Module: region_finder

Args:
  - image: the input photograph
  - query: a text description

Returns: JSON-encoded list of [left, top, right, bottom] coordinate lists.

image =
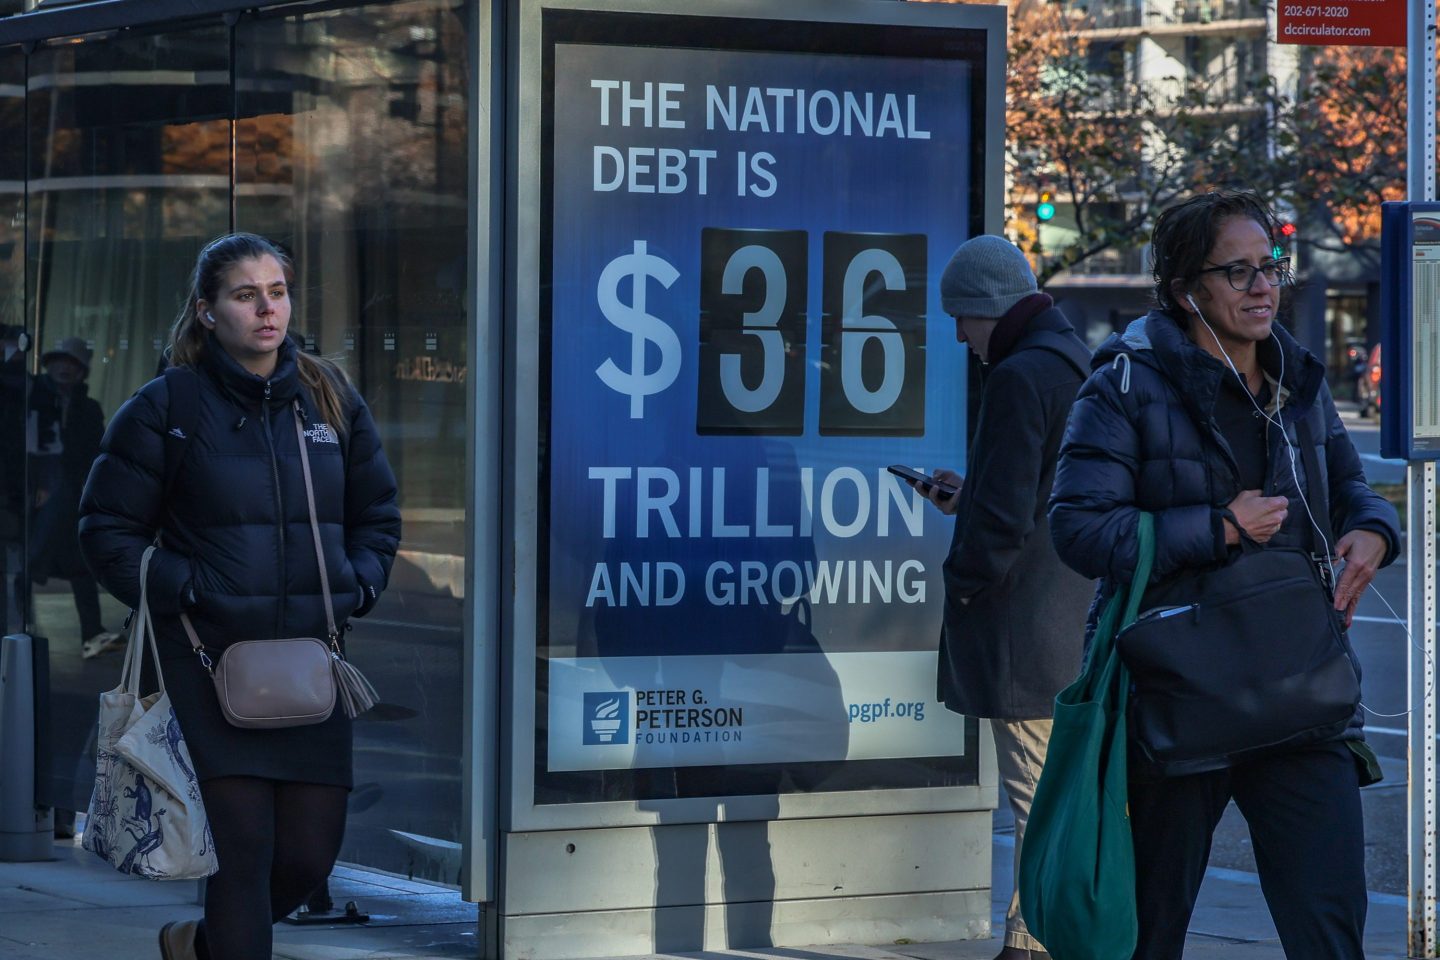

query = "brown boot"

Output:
[[158, 919, 199, 960]]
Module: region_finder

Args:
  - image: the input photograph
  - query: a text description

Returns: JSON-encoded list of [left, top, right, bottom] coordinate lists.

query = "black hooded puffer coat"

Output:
[[78, 336, 400, 786], [1049, 310, 1399, 753]]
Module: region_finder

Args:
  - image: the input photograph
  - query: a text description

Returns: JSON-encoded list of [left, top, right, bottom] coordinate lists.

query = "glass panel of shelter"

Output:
[[2, 45, 25, 639], [8, 0, 470, 882], [23, 25, 231, 816], [234, 0, 470, 881]]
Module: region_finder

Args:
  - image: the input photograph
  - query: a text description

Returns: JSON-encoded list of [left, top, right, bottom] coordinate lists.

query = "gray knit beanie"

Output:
[[939, 235, 1038, 318]]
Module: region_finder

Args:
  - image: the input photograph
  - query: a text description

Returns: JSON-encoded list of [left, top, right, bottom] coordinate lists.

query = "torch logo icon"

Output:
[[582, 692, 630, 745]]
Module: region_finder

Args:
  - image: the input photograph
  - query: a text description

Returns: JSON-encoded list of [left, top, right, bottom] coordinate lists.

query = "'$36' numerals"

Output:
[[593, 228, 927, 437], [700, 228, 926, 436]]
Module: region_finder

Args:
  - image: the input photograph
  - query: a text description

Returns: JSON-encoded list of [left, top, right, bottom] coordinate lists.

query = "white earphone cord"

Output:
[[1186, 294, 1429, 718]]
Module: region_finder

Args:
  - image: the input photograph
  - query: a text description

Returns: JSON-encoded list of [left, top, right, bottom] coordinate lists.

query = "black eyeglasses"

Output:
[[1198, 257, 1292, 292]]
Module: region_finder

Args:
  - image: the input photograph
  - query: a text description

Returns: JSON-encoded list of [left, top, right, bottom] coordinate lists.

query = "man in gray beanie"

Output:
[[911, 235, 1094, 960]]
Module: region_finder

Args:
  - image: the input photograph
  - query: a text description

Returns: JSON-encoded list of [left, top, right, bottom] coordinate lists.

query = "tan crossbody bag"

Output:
[[180, 401, 379, 729]]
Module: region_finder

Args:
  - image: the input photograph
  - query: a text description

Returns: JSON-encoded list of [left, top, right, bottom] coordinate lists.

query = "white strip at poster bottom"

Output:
[[548, 651, 968, 772]]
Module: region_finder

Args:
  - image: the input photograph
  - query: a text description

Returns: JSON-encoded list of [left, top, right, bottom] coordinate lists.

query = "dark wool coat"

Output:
[[1049, 310, 1400, 745], [78, 337, 400, 786], [937, 307, 1096, 720]]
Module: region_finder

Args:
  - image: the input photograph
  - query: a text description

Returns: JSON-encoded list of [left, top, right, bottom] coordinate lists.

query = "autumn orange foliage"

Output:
[[1288, 46, 1410, 249]]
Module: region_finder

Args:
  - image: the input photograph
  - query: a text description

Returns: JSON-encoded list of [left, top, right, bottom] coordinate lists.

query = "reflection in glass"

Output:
[[236, 0, 469, 882], [25, 27, 231, 814], [1, 46, 24, 638], [29, 31, 231, 412]]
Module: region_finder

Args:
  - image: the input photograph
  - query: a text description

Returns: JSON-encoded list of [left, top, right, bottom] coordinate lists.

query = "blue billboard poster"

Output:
[[538, 11, 990, 803]]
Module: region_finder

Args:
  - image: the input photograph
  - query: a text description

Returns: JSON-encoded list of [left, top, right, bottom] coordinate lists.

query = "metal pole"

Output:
[[1413, 463, 1439, 957], [1409, 1, 1438, 954], [0, 634, 52, 862]]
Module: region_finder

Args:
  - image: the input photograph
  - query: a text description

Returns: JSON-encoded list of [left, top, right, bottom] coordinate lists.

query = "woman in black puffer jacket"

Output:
[[79, 233, 400, 960], [1049, 192, 1398, 960]]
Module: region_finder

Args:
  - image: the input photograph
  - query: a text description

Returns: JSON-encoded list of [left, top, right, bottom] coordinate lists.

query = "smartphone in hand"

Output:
[[887, 464, 959, 498]]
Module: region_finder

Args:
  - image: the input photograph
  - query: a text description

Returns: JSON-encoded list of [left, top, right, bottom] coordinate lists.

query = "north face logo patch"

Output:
[[304, 423, 340, 445]]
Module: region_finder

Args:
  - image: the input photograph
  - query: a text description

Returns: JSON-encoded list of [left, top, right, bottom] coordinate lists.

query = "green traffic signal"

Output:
[[1037, 201, 1056, 222]]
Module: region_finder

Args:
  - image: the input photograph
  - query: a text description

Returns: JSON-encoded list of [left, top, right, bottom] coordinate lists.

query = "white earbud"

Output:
[[1186, 293, 1200, 315], [205, 312, 215, 325]]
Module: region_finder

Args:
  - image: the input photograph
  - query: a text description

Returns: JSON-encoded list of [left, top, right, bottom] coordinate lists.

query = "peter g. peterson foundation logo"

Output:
[[582, 692, 630, 745]]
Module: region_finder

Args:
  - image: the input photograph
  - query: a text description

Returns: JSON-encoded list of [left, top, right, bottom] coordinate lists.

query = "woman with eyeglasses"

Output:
[[1047, 191, 1399, 958]]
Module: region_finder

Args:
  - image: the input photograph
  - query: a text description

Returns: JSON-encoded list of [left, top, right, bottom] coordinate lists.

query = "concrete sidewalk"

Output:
[[0, 830, 1413, 960]]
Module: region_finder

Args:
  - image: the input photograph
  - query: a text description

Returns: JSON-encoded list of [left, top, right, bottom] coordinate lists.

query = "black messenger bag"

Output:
[[1116, 418, 1361, 776], [1116, 547, 1358, 776]]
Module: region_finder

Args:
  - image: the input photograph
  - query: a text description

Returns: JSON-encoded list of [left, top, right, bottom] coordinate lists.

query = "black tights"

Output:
[[193, 776, 348, 960]]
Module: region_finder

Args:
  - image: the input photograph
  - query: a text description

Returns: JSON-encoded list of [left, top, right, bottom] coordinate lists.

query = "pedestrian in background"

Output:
[[79, 233, 401, 960], [1049, 190, 1398, 959], [911, 235, 1094, 960], [28, 336, 123, 657]]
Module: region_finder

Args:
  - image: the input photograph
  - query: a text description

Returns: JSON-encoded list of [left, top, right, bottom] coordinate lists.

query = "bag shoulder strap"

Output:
[[161, 366, 201, 500], [179, 401, 339, 668], [1077, 512, 1153, 696], [1013, 329, 1092, 380], [1126, 512, 1156, 621], [1294, 416, 1335, 557], [293, 401, 339, 644], [121, 545, 166, 696]]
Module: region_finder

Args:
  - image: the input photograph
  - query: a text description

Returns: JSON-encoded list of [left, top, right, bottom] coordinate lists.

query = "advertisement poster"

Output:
[[539, 13, 989, 802]]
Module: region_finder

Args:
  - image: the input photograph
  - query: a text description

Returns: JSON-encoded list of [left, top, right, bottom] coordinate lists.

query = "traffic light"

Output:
[[1274, 222, 1296, 259], [1037, 191, 1056, 222]]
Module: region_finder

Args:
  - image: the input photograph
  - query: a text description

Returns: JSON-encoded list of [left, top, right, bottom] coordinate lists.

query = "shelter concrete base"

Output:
[[492, 810, 994, 960]]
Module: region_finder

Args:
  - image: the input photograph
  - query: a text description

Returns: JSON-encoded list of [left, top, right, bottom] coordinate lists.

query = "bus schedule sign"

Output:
[[1278, 0, 1405, 47]]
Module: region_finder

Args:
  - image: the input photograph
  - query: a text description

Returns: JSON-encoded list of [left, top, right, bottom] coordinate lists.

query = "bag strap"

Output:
[[1294, 416, 1335, 558], [1078, 512, 1154, 698], [179, 400, 339, 670], [121, 545, 166, 696], [1012, 328, 1091, 380], [1123, 512, 1156, 624], [1086, 513, 1155, 656], [292, 401, 339, 644]]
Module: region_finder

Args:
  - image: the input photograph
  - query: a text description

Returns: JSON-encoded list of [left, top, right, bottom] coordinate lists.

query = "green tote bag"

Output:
[[1018, 512, 1154, 960]]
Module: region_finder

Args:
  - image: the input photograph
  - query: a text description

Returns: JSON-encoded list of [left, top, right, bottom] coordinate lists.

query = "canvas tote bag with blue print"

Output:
[[82, 546, 217, 880]]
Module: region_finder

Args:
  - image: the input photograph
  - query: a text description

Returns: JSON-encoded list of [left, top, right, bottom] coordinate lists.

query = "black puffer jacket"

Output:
[[79, 337, 400, 658], [1049, 310, 1399, 744], [78, 337, 399, 786]]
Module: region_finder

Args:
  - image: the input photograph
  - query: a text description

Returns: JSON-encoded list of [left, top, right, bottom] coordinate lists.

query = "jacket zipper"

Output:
[[1206, 414, 1242, 485], [1263, 412, 1300, 500], [260, 379, 286, 637]]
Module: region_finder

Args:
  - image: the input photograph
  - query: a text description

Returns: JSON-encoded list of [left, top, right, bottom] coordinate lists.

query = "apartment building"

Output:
[[1036, 0, 1372, 389]]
